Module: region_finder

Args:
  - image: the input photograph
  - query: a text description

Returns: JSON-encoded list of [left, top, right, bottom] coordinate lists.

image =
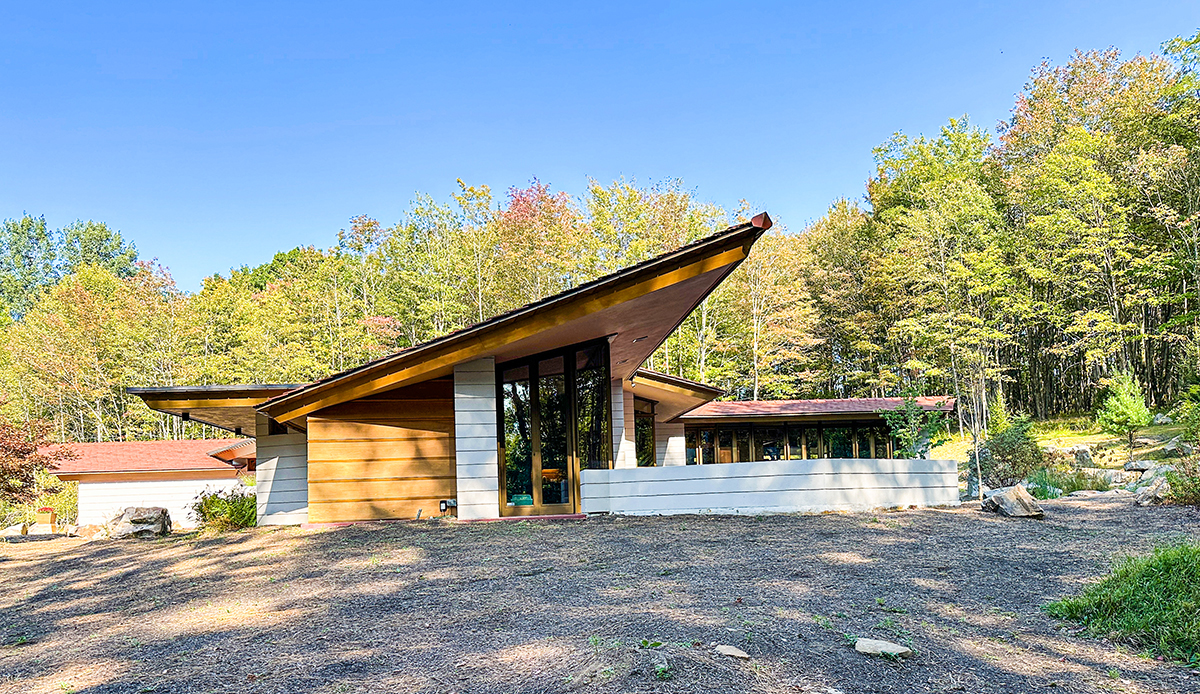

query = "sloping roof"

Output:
[[257, 213, 773, 423], [680, 396, 956, 419], [49, 439, 254, 475]]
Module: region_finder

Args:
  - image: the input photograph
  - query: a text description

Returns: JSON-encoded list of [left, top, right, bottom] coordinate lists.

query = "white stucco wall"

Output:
[[580, 458, 960, 515], [656, 421, 686, 467], [454, 357, 500, 520], [611, 381, 635, 469], [255, 429, 308, 525], [77, 477, 241, 528]]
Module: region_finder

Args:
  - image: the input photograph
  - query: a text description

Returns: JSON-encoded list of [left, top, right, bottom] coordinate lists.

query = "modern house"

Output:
[[53, 439, 255, 527], [130, 215, 959, 525]]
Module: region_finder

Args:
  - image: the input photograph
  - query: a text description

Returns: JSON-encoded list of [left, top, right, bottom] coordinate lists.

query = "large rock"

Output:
[[854, 638, 913, 658], [1135, 476, 1171, 506], [1079, 467, 1134, 485], [715, 644, 750, 659], [1140, 465, 1176, 483], [981, 485, 1045, 519], [1069, 444, 1093, 467], [1163, 437, 1195, 457], [1125, 459, 1155, 472], [1152, 413, 1174, 426], [1, 523, 28, 537], [106, 507, 171, 539]]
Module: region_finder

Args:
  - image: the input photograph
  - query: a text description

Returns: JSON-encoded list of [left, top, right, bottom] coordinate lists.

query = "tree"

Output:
[[1096, 371, 1153, 462], [878, 393, 951, 458], [0, 416, 73, 505]]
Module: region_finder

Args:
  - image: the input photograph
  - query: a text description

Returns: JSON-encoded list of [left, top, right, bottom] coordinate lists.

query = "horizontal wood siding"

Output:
[[454, 358, 499, 520], [656, 421, 686, 467], [580, 458, 960, 515], [307, 378, 456, 523], [256, 432, 309, 525], [77, 477, 241, 528]]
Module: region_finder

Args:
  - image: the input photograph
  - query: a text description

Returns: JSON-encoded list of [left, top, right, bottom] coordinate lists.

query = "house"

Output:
[[130, 214, 960, 525], [53, 439, 255, 527]]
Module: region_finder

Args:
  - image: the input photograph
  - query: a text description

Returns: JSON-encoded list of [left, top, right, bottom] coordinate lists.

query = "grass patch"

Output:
[[1045, 542, 1200, 664], [191, 484, 257, 532], [1027, 467, 1111, 499]]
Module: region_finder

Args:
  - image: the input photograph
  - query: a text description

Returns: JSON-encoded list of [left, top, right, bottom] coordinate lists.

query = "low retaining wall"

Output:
[[580, 458, 959, 515]]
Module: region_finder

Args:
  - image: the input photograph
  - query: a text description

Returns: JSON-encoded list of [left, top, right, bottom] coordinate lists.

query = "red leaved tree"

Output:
[[0, 417, 75, 505]]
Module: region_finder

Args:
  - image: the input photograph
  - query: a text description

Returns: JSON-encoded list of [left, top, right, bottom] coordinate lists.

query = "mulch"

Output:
[[2, 497, 1198, 694]]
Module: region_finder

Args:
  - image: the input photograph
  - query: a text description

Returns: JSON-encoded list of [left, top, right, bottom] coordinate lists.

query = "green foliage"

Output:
[[1045, 542, 1200, 662], [878, 394, 950, 458], [1026, 467, 1111, 500], [1173, 386, 1200, 442], [1165, 456, 1200, 507], [969, 416, 1046, 487], [1096, 371, 1153, 461], [191, 485, 257, 532]]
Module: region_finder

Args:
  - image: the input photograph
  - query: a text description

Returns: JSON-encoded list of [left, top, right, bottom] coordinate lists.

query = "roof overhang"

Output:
[[628, 369, 723, 422], [127, 385, 305, 434], [258, 213, 773, 424]]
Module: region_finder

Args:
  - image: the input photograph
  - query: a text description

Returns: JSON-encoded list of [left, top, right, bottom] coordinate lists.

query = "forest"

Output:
[[2, 32, 1199, 444]]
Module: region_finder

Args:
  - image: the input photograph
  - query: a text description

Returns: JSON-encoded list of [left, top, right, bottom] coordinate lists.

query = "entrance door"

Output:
[[498, 342, 611, 516]]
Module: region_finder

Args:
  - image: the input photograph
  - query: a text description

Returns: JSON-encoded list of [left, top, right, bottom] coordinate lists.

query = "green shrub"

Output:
[[191, 484, 257, 532], [1045, 542, 1200, 663], [1174, 396, 1200, 443], [969, 416, 1046, 488], [1096, 371, 1152, 463], [1166, 456, 1200, 508], [1026, 467, 1111, 500]]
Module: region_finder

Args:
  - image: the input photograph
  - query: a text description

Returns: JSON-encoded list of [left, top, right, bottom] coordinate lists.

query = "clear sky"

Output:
[[3, 2, 1198, 291]]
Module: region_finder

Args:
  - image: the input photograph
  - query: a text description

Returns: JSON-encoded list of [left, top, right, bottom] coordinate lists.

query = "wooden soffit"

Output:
[[628, 369, 723, 422], [127, 385, 305, 435], [260, 213, 772, 424]]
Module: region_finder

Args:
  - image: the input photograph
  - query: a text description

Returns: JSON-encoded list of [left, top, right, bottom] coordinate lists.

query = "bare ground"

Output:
[[2, 497, 1199, 694]]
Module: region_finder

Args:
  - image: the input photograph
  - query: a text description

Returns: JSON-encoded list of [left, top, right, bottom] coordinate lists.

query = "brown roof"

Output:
[[680, 396, 956, 419], [48, 439, 253, 474]]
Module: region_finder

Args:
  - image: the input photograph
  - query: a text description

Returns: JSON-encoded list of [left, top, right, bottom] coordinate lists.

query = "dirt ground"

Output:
[[2, 498, 1199, 694]]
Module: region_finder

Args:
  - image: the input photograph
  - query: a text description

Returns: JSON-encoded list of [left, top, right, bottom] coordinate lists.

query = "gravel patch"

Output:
[[2, 497, 1198, 693]]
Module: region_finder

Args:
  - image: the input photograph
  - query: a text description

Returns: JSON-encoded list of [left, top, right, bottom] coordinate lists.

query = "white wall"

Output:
[[580, 458, 960, 515], [77, 477, 240, 528], [611, 381, 635, 469], [256, 430, 308, 525], [455, 358, 500, 520], [656, 421, 686, 467]]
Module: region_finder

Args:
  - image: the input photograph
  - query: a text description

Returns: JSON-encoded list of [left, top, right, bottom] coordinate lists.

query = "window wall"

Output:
[[684, 421, 894, 464]]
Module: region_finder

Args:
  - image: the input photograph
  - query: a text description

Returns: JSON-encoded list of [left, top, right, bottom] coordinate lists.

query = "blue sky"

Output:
[[3, 2, 1198, 291]]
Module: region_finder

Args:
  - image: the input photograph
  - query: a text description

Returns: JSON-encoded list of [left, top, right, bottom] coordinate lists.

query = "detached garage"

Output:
[[53, 439, 255, 528]]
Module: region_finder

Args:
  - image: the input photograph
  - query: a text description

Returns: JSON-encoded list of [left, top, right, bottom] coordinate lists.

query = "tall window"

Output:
[[684, 420, 896, 463], [634, 398, 656, 467]]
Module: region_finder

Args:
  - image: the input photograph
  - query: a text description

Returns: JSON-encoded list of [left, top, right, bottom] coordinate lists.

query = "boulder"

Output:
[[106, 507, 171, 539], [1135, 476, 1171, 506], [1152, 413, 1174, 426], [1125, 459, 1155, 472], [1079, 467, 1133, 485], [1140, 465, 1176, 483], [1066, 490, 1100, 497], [715, 644, 750, 660], [981, 485, 1045, 519], [1, 523, 28, 537], [1163, 437, 1195, 457], [1068, 444, 1093, 467], [854, 638, 913, 658]]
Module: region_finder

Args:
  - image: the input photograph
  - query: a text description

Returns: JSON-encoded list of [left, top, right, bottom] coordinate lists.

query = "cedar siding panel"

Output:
[[307, 378, 457, 523]]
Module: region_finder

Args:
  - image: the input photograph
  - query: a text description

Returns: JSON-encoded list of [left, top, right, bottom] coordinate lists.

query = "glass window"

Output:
[[754, 427, 785, 461], [855, 425, 873, 459], [870, 425, 892, 458], [574, 345, 610, 470], [634, 398, 656, 467], [806, 427, 823, 458], [685, 430, 699, 465], [734, 428, 750, 463], [700, 429, 716, 465], [502, 368, 533, 507], [538, 357, 570, 504], [826, 426, 853, 458], [718, 429, 734, 463], [787, 426, 805, 460]]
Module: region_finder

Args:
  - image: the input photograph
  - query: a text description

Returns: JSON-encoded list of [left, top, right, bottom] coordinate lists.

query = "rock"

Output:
[[1140, 465, 1176, 482], [1, 523, 28, 537], [1152, 413, 1174, 426], [715, 644, 750, 659], [106, 507, 171, 539], [59, 524, 78, 537], [1066, 490, 1100, 497], [854, 638, 913, 658], [1125, 459, 1155, 472], [76, 525, 107, 541], [1135, 476, 1171, 506], [1163, 437, 1195, 457], [981, 485, 1045, 519], [965, 475, 990, 500], [1068, 444, 1093, 467], [1079, 467, 1134, 484]]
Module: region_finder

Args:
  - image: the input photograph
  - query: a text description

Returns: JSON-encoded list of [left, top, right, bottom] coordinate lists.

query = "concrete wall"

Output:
[[77, 477, 240, 527], [454, 357, 500, 520], [256, 430, 308, 525], [580, 458, 959, 516], [656, 421, 686, 467]]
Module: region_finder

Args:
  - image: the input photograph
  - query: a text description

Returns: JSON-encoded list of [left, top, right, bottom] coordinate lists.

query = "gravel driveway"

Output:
[[2, 497, 1198, 694]]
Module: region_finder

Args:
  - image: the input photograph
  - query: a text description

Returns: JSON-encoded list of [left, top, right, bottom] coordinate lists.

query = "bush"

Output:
[[1166, 455, 1200, 507], [1173, 395, 1200, 443], [969, 416, 1046, 488], [1045, 542, 1200, 663], [192, 483, 257, 532], [1026, 467, 1111, 500]]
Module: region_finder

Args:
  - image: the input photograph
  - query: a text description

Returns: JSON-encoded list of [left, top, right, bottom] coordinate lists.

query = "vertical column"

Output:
[[657, 421, 687, 466], [455, 358, 500, 520], [611, 380, 636, 469], [254, 413, 309, 525]]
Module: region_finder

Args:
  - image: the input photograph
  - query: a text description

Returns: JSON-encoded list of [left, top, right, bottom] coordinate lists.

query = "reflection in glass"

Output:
[[575, 345, 610, 470], [700, 429, 716, 465], [856, 427, 873, 458], [807, 427, 823, 459], [538, 357, 570, 504], [734, 428, 750, 463], [787, 426, 805, 460], [502, 368, 533, 506], [755, 427, 785, 461], [827, 426, 853, 458], [685, 430, 699, 465], [718, 430, 733, 463]]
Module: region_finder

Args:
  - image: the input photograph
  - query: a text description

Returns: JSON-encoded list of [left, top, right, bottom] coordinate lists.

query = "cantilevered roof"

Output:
[[127, 384, 305, 434], [628, 368, 723, 422], [258, 213, 773, 423], [680, 396, 956, 422], [50, 439, 253, 479]]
